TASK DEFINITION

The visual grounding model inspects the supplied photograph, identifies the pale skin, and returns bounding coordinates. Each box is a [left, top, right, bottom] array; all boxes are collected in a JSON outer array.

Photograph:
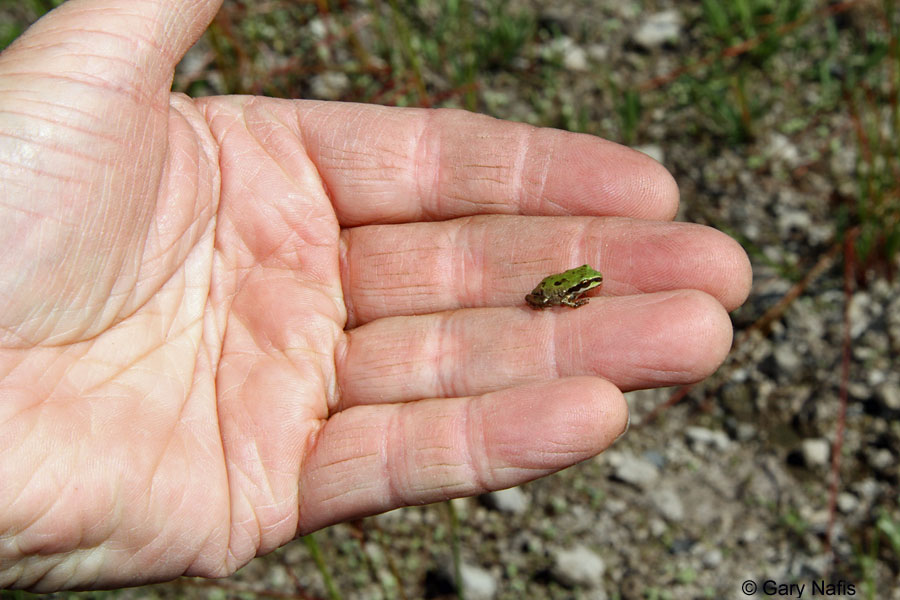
[[0, 0, 752, 592]]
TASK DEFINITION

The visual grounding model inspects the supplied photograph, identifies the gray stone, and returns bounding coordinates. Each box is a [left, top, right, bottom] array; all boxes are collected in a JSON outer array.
[[740, 528, 760, 544], [848, 381, 872, 400], [853, 478, 879, 501], [551, 545, 605, 587], [649, 486, 685, 522], [649, 518, 667, 537], [604, 498, 627, 515], [876, 382, 900, 411], [702, 548, 723, 568], [735, 422, 757, 442], [583, 588, 609, 600], [606, 452, 660, 488], [768, 132, 801, 167], [587, 43, 609, 62], [642, 449, 667, 469], [776, 208, 812, 239], [848, 291, 880, 338], [868, 448, 894, 471], [773, 344, 802, 374]]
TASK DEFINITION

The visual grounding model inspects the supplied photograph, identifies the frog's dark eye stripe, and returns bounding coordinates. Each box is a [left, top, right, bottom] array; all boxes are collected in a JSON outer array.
[[568, 278, 602, 293]]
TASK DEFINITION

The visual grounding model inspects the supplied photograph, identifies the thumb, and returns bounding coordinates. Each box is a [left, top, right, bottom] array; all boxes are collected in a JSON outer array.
[[0, 0, 222, 92], [0, 0, 223, 347]]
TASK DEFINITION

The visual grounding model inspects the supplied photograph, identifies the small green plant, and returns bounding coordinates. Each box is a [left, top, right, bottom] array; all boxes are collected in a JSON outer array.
[[854, 507, 900, 600], [24, 0, 65, 16], [675, 0, 809, 141], [376, 0, 534, 108], [700, 0, 805, 57], [835, 2, 900, 269], [304, 533, 341, 600], [875, 509, 900, 559], [446, 500, 465, 600], [0, 0, 65, 52], [0, 21, 22, 50], [779, 507, 809, 538], [616, 88, 642, 145]]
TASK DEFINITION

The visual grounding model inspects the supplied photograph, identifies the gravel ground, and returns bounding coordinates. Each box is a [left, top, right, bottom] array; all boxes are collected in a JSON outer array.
[[164, 2, 900, 599]]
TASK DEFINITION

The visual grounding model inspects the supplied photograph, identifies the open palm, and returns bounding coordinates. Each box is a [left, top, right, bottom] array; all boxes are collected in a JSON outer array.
[[0, 0, 751, 591]]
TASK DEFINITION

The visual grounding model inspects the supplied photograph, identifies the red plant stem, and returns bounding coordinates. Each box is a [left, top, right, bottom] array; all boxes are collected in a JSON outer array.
[[825, 229, 856, 562]]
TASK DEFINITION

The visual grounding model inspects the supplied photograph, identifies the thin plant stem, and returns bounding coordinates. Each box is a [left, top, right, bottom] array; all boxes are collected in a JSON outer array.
[[303, 533, 341, 600], [446, 501, 465, 600]]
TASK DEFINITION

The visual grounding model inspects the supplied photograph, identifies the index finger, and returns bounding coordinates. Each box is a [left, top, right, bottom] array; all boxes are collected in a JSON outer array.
[[283, 101, 679, 225]]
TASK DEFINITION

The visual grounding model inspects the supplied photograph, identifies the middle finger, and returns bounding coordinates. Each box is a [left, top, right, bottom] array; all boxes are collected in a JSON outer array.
[[335, 288, 733, 408], [341, 215, 750, 326]]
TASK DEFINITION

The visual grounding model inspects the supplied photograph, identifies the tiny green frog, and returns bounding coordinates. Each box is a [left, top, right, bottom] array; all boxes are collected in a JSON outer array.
[[525, 264, 603, 309]]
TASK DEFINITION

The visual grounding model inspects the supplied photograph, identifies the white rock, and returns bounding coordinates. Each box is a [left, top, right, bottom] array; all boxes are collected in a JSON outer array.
[[483, 487, 529, 515], [307, 17, 327, 39], [836, 492, 859, 514], [633, 144, 665, 164], [800, 438, 831, 468], [460, 564, 497, 600], [876, 382, 900, 411], [632, 10, 683, 49], [776, 206, 812, 238], [551, 545, 605, 587], [868, 370, 887, 387], [563, 43, 589, 71], [310, 71, 349, 100], [848, 291, 880, 338], [541, 36, 588, 71], [685, 426, 731, 451], [449, 496, 470, 517]]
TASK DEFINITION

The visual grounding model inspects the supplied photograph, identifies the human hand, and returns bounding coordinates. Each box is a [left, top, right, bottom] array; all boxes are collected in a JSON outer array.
[[0, 0, 751, 591]]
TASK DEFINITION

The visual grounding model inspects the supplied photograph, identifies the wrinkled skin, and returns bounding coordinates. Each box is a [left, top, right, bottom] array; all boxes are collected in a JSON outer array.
[[0, 0, 751, 591]]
